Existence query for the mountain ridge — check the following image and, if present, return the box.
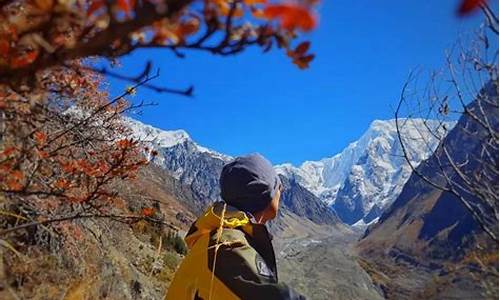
[126,117,452,226]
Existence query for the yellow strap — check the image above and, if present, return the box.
[208,203,227,300]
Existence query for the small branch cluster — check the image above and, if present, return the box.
[395,28,499,242]
[0,65,161,240]
[0,0,319,92]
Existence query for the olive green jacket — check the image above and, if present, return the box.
[166,202,305,300]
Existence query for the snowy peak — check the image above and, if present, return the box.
[124,118,191,148]
[124,117,230,160]
[124,116,451,226]
[278,118,453,224]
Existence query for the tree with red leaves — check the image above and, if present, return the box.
[0,0,319,89]
[0,2,321,286]
[0,0,319,228]
[0,0,495,297]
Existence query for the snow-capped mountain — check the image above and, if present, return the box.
[276,119,452,225]
[124,118,231,212]
[125,117,451,226]
[124,118,230,164]
[125,117,340,226]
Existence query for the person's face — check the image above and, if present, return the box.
[268,185,282,219]
[256,183,283,223]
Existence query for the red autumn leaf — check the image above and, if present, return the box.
[37,150,49,158]
[295,41,310,56]
[117,138,134,149]
[458,0,485,15]
[0,40,10,57]
[6,179,23,191]
[2,147,16,157]
[287,41,314,69]
[263,4,316,32]
[174,20,200,39]
[87,0,105,16]
[117,0,135,14]
[97,161,108,173]
[76,159,97,176]
[10,170,24,180]
[142,207,155,217]
[61,161,76,173]
[244,0,267,4]
[34,131,47,145]
[293,53,315,69]
[0,162,13,172]
[11,50,39,69]
[55,178,70,189]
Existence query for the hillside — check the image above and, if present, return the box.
[0,163,197,300]
[125,117,385,299]
[3,108,493,299]
[357,82,499,299]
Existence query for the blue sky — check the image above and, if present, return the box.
[105,0,493,165]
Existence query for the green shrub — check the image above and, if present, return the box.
[164,230,187,255]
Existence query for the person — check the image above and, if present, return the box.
[166,153,306,300]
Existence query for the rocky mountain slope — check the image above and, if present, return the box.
[0,162,198,300]
[357,82,499,299]
[125,118,385,300]
[276,119,449,225]
[126,117,340,226]
[129,117,450,226]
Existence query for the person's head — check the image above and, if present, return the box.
[219,153,283,224]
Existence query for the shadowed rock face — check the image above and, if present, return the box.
[157,141,228,214]
[332,177,366,225]
[278,175,340,226]
[149,137,342,227]
[358,82,499,299]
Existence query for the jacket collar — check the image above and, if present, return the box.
[184,202,272,249]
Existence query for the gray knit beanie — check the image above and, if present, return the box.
[219,153,281,213]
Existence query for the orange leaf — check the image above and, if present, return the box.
[0,40,10,57]
[142,207,155,217]
[37,150,49,158]
[117,138,135,149]
[2,147,16,157]
[295,41,310,56]
[10,170,24,181]
[87,0,105,16]
[34,131,47,145]
[264,4,316,32]
[117,0,135,14]
[175,19,200,39]
[244,0,266,4]
[293,54,315,69]
[61,161,76,173]
[6,179,23,191]
[55,178,69,189]
[11,50,39,69]
[0,162,13,172]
